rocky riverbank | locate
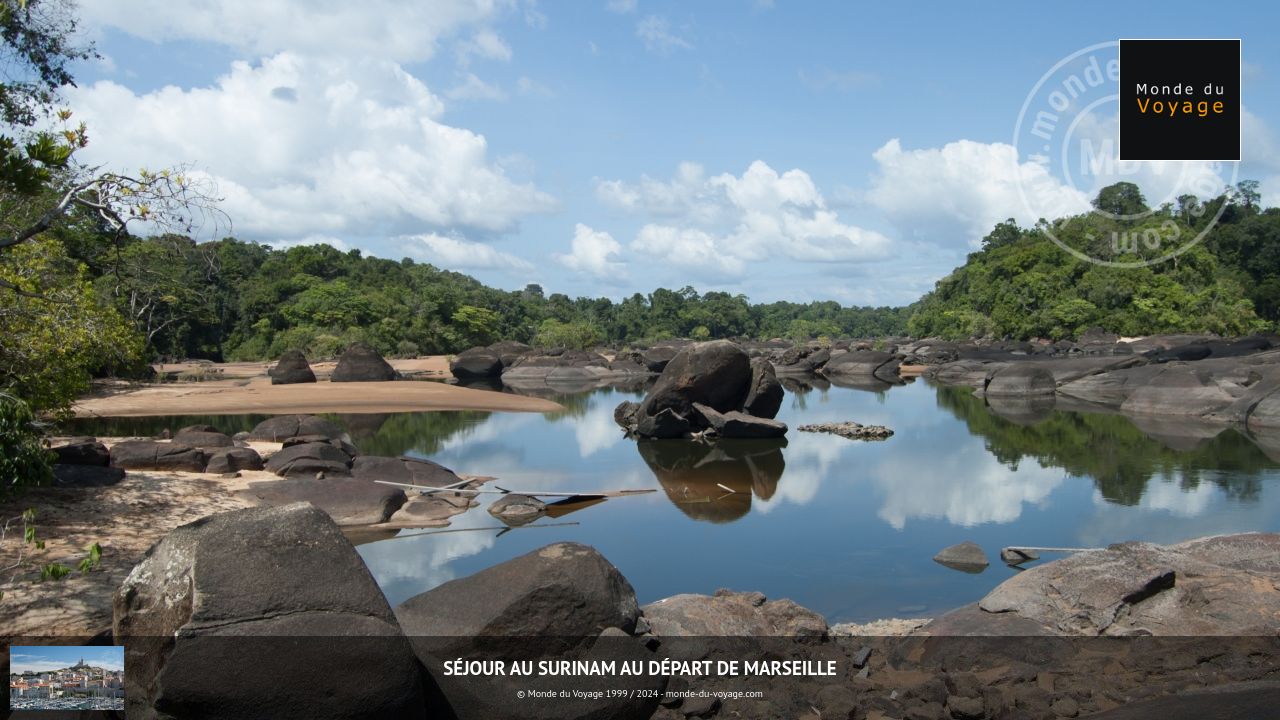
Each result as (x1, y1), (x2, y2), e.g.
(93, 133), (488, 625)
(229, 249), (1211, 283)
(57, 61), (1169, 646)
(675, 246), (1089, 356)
(85, 499), (1280, 718)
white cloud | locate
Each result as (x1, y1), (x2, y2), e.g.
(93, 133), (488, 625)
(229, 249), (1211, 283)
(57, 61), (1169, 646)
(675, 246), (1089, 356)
(600, 160), (892, 279)
(867, 138), (1091, 248)
(447, 72), (508, 101)
(80, 0), (513, 63)
(606, 0), (638, 13)
(636, 15), (692, 54)
(68, 53), (555, 243)
(556, 223), (625, 277)
(405, 233), (533, 273)
(456, 28), (513, 65)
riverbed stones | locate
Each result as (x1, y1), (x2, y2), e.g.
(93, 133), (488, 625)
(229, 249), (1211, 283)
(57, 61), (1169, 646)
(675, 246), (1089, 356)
(51, 437), (110, 466)
(692, 403), (788, 439)
(487, 493), (547, 525)
(109, 440), (209, 472)
(797, 422), (893, 441)
(247, 414), (346, 442)
(742, 358), (784, 419)
(246, 477), (407, 525)
(113, 503), (424, 719)
(984, 363), (1056, 397)
(641, 589), (828, 637)
(821, 350), (901, 382)
(267, 349), (317, 385)
(172, 427), (235, 448)
(264, 441), (355, 477)
(933, 541), (989, 573)
(450, 346), (503, 379)
(331, 342), (399, 382)
(350, 455), (463, 488)
(204, 447), (264, 474)
(1120, 366), (1237, 417)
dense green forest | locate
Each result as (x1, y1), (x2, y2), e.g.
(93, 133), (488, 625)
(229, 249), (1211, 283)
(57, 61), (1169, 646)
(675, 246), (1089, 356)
(908, 181), (1278, 340)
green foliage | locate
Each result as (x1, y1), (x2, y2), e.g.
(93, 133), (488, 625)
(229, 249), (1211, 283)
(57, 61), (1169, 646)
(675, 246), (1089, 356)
(76, 541), (101, 573)
(0, 237), (144, 415)
(0, 395), (52, 496)
(534, 318), (604, 350)
(906, 184), (1276, 340)
(39, 562), (70, 581)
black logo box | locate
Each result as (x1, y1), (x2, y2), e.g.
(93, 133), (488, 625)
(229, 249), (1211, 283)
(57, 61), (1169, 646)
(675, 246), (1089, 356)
(1119, 38), (1241, 161)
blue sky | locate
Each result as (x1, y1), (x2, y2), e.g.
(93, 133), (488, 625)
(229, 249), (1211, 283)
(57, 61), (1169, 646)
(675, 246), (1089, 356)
(10, 645), (124, 673)
(64, 2), (1280, 306)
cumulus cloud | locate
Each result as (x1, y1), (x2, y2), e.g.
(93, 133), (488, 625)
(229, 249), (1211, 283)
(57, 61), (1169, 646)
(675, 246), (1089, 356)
(867, 138), (1091, 248)
(447, 72), (508, 101)
(599, 160), (891, 279)
(636, 15), (692, 54)
(456, 28), (513, 66)
(405, 233), (533, 273)
(556, 223), (625, 277)
(79, 0), (512, 63)
(67, 53), (555, 243)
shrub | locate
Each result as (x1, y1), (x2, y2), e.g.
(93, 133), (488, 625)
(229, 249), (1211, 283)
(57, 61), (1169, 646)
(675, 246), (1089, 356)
(0, 395), (53, 498)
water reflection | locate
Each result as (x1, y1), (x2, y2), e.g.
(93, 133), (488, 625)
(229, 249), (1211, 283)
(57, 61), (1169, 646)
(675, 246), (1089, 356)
(637, 439), (787, 523)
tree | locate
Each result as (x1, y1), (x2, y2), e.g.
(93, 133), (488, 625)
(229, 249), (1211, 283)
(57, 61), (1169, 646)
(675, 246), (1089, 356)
(1092, 182), (1148, 217)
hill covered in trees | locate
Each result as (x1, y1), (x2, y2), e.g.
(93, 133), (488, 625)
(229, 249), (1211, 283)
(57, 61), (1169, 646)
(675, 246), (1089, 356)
(907, 181), (1278, 341)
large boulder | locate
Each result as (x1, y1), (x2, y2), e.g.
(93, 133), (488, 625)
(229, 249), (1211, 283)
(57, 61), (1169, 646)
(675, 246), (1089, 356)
(241, 477), (407, 525)
(331, 342), (398, 382)
(1120, 366), (1237, 418)
(488, 340), (532, 368)
(983, 364), (1056, 397)
(52, 464), (126, 488)
(450, 346), (503, 380)
(110, 441), (209, 472)
(264, 441), (355, 477)
(642, 340), (752, 418)
(51, 437), (110, 466)
(173, 426), (235, 448)
(247, 415), (346, 442)
(821, 350), (900, 382)
(268, 349), (317, 385)
(204, 447), (264, 474)
(114, 503), (424, 718)
(641, 345), (678, 373)
(742, 358), (784, 419)
(1247, 386), (1280, 431)
(693, 403), (787, 439)
(1057, 363), (1168, 408)
(974, 533), (1280, 636)
(641, 589), (827, 637)
(933, 541), (989, 573)
(350, 455), (463, 488)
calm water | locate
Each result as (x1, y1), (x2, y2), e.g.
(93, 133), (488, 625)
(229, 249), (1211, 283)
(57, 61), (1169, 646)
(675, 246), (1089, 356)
(69, 380), (1280, 623)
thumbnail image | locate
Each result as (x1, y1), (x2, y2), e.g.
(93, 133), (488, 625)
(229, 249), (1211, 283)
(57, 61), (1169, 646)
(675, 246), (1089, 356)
(9, 646), (125, 712)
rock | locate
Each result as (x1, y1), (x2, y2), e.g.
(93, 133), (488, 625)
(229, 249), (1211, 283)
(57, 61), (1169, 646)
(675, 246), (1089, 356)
(693, 403), (787, 439)
(984, 364), (1056, 397)
(264, 441), (355, 477)
(641, 589), (827, 637)
(172, 428), (235, 448)
(1078, 326), (1119, 345)
(797, 422), (893, 441)
(976, 534), (1280, 635)
(242, 478), (407, 525)
(204, 447), (264, 474)
(640, 340), (753, 421)
(742, 358), (784, 419)
(614, 400), (641, 431)
(268, 349), (317, 385)
(681, 694), (720, 718)
(247, 414), (346, 442)
(331, 342), (398, 382)
(396, 542), (640, 655)
(488, 340), (532, 368)
(487, 493), (547, 525)
(933, 541), (989, 573)
(1080, 681), (1280, 719)
(636, 407), (694, 439)
(1056, 364), (1167, 408)
(821, 350), (900, 380)
(451, 346), (503, 379)
(51, 438), (110, 466)
(639, 440), (786, 523)
(350, 455), (463, 488)
(52, 464), (126, 488)
(282, 434), (360, 458)
(1120, 366), (1237, 418)
(109, 441), (209, 472)
(1000, 547), (1040, 565)
(1153, 342), (1214, 363)
(1051, 696), (1080, 717)
(642, 346), (679, 373)
(113, 503), (423, 718)
(947, 694), (985, 720)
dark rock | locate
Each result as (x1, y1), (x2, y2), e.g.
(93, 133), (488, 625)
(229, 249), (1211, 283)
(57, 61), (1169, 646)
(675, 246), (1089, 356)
(172, 428), (235, 448)
(1081, 681), (1280, 720)
(264, 441), (355, 477)
(693, 403), (787, 439)
(113, 503), (423, 719)
(636, 407), (694, 439)
(242, 478), (407, 525)
(52, 464), (126, 488)
(487, 493), (547, 525)
(822, 350), (900, 380)
(331, 342), (398, 382)
(641, 340), (752, 421)
(742, 358), (784, 419)
(451, 346), (503, 379)
(639, 439), (786, 523)
(110, 441), (209, 472)
(1153, 342), (1214, 363)
(205, 447), (264, 474)
(350, 455), (462, 488)
(1001, 547), (1040, 565)
(396, 542), (640, 655)
(488, 340), (533, 368)
(948, 694), (985, 720)
(681, 694), (720, 718)
(642, 346), (679, 373)
(268, 349), (317, 385)
(52, 438), (110, 466)
(641, 589), (827, 637)
(933, 541), (989, 573)
(247, 415), (346, 442)
(984, 364), (1056, 397)
(614, 400), (641, 431)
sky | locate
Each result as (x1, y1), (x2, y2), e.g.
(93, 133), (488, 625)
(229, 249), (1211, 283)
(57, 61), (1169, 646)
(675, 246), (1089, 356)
(60, 1), (1280, 307)
(10, 645), (124, 673)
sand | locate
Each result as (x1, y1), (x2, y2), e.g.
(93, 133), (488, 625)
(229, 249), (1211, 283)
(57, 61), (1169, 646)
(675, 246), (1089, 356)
(74, 356), (562, 417)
